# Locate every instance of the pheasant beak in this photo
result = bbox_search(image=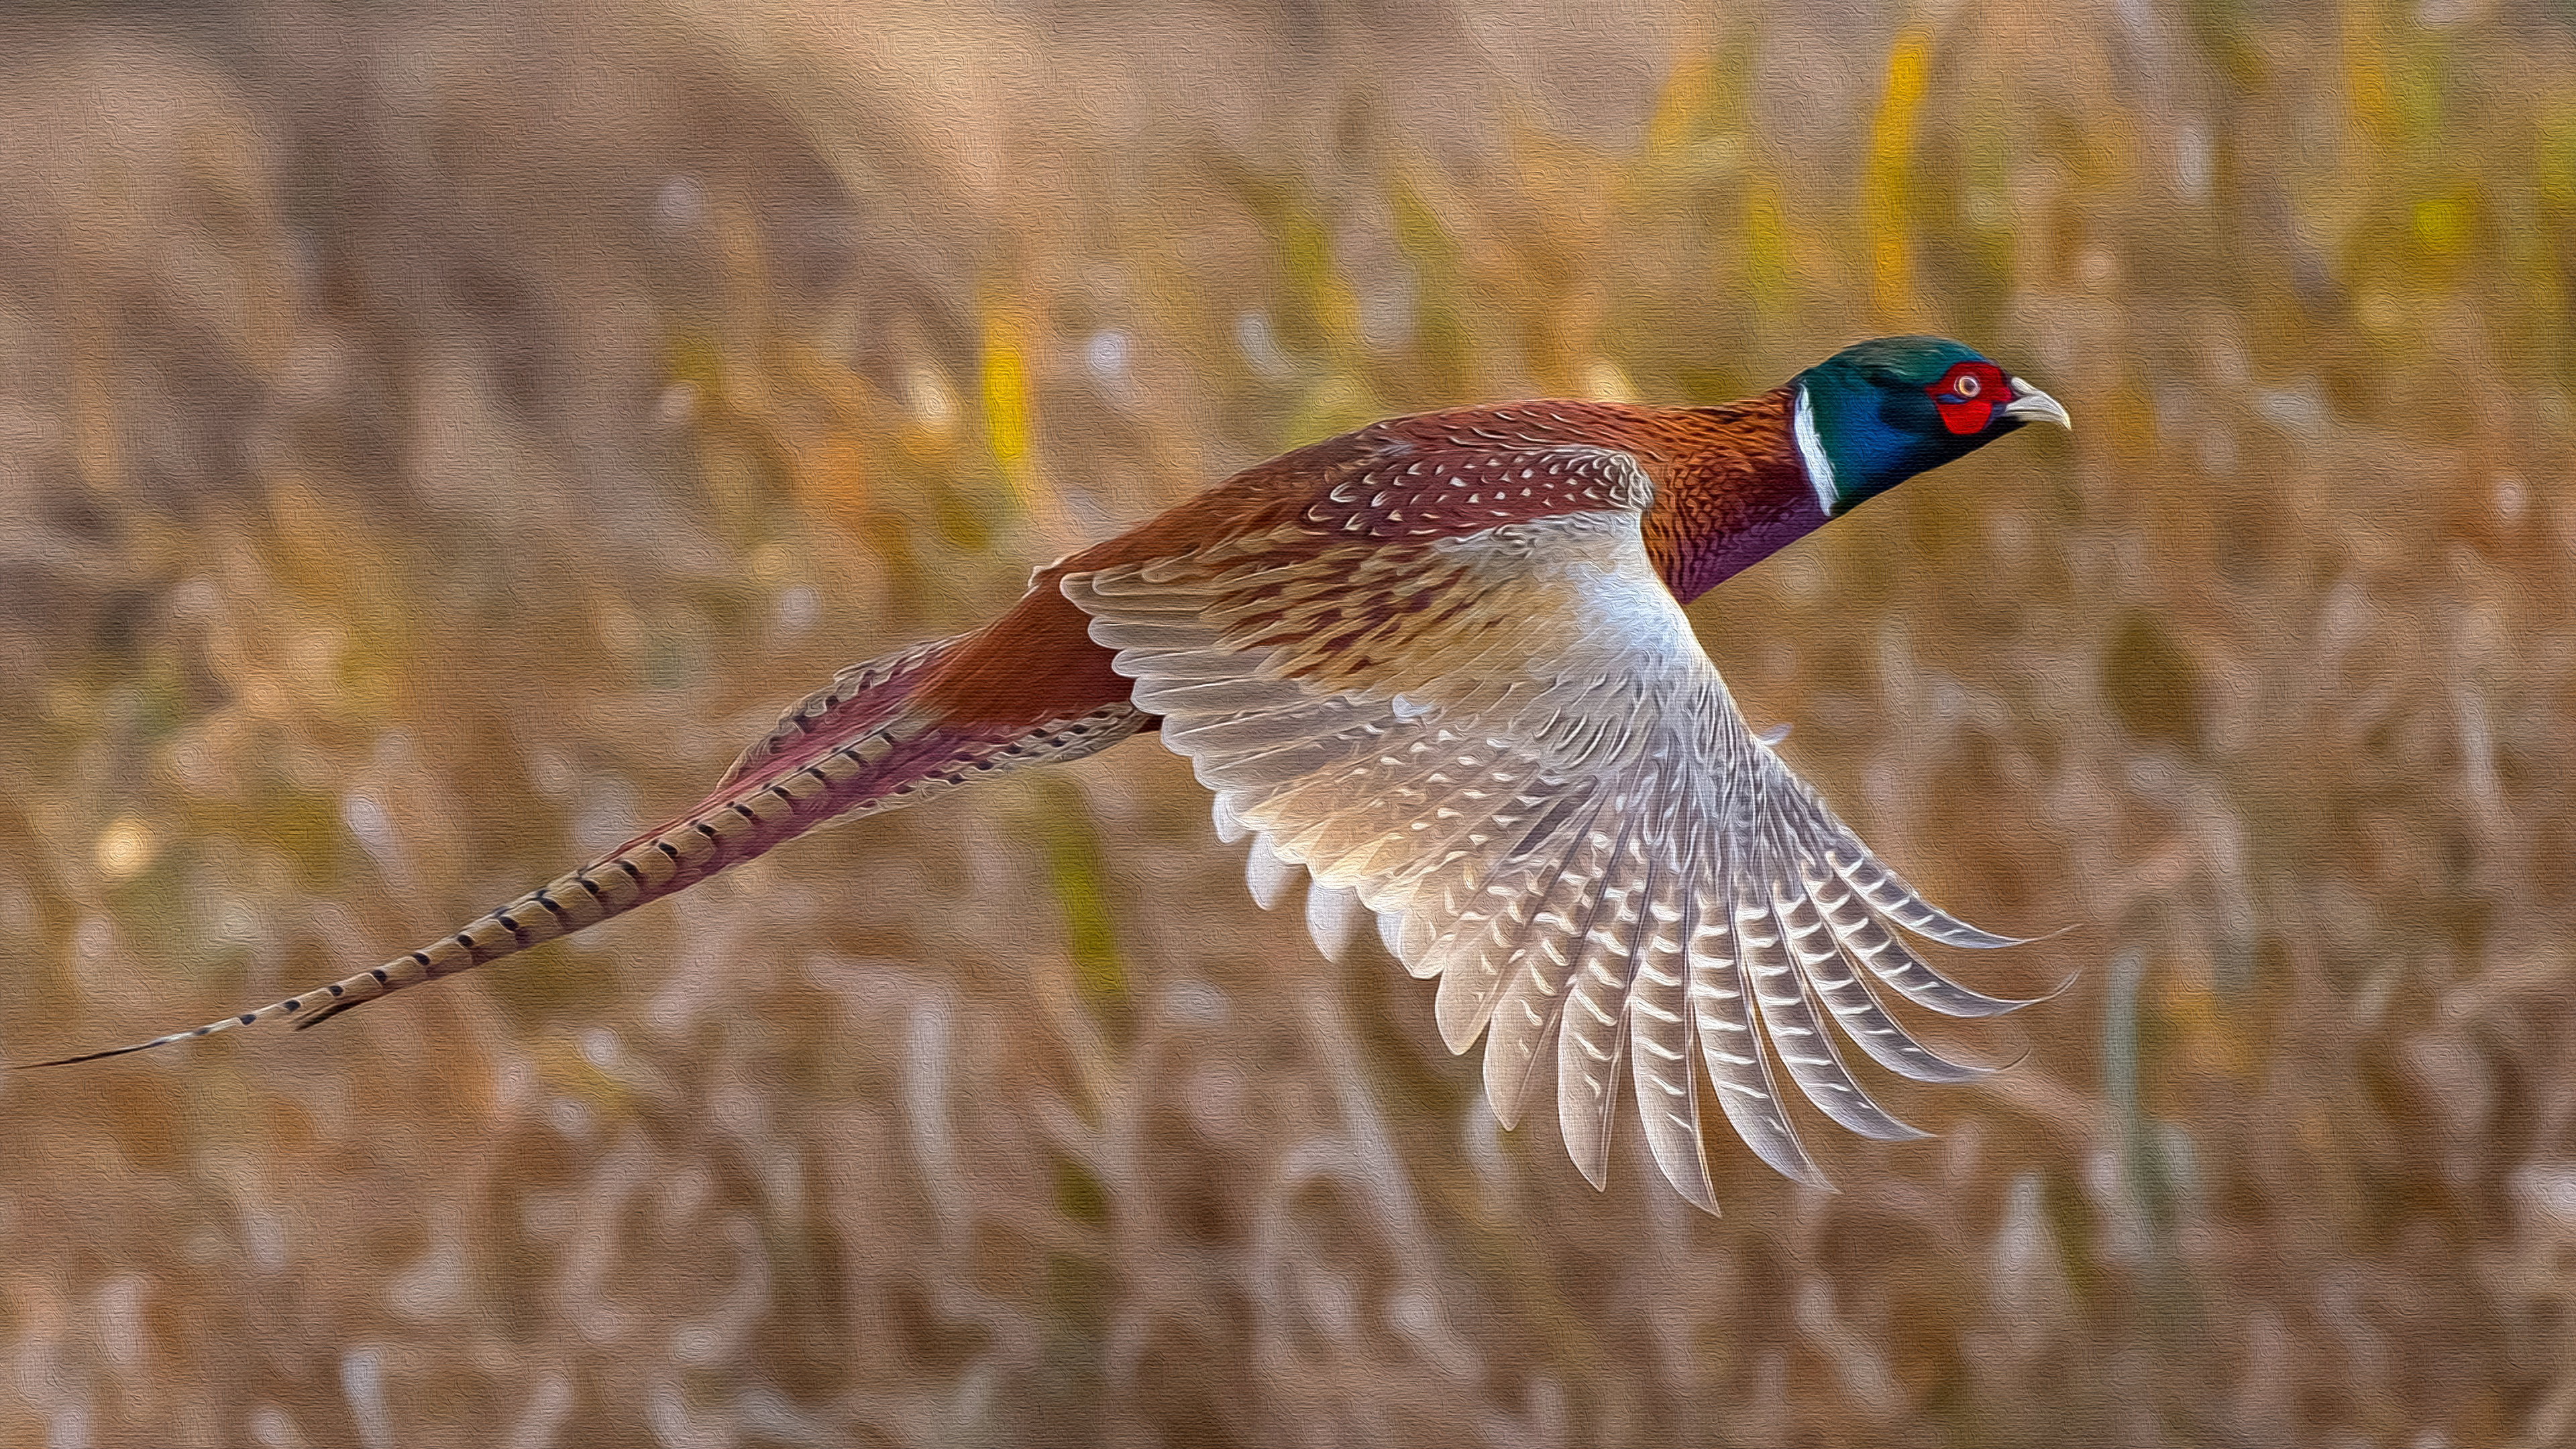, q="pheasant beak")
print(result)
[2001,378,2072,431]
